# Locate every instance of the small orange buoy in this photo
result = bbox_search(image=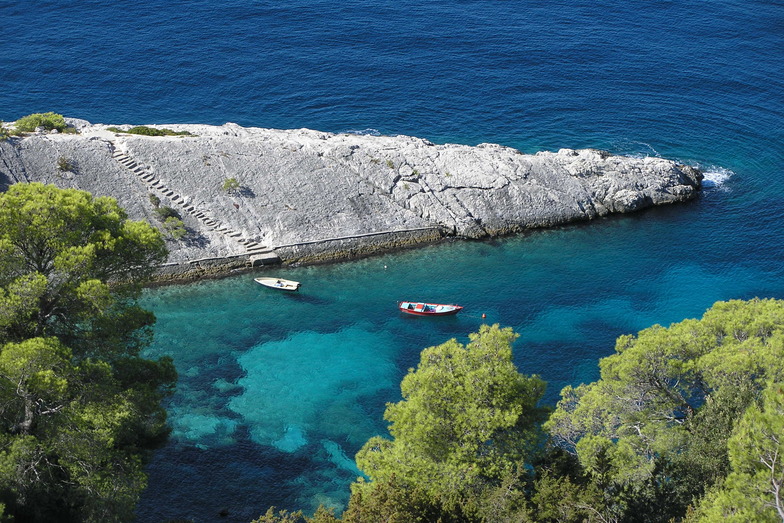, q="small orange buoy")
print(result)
[482,313,486,319]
